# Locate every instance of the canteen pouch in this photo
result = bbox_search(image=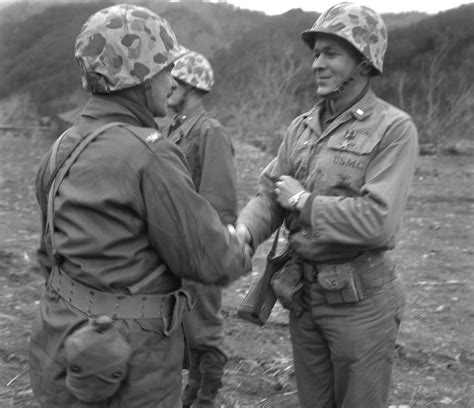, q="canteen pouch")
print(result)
[64,316,132,403]
[317,262,364,304]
